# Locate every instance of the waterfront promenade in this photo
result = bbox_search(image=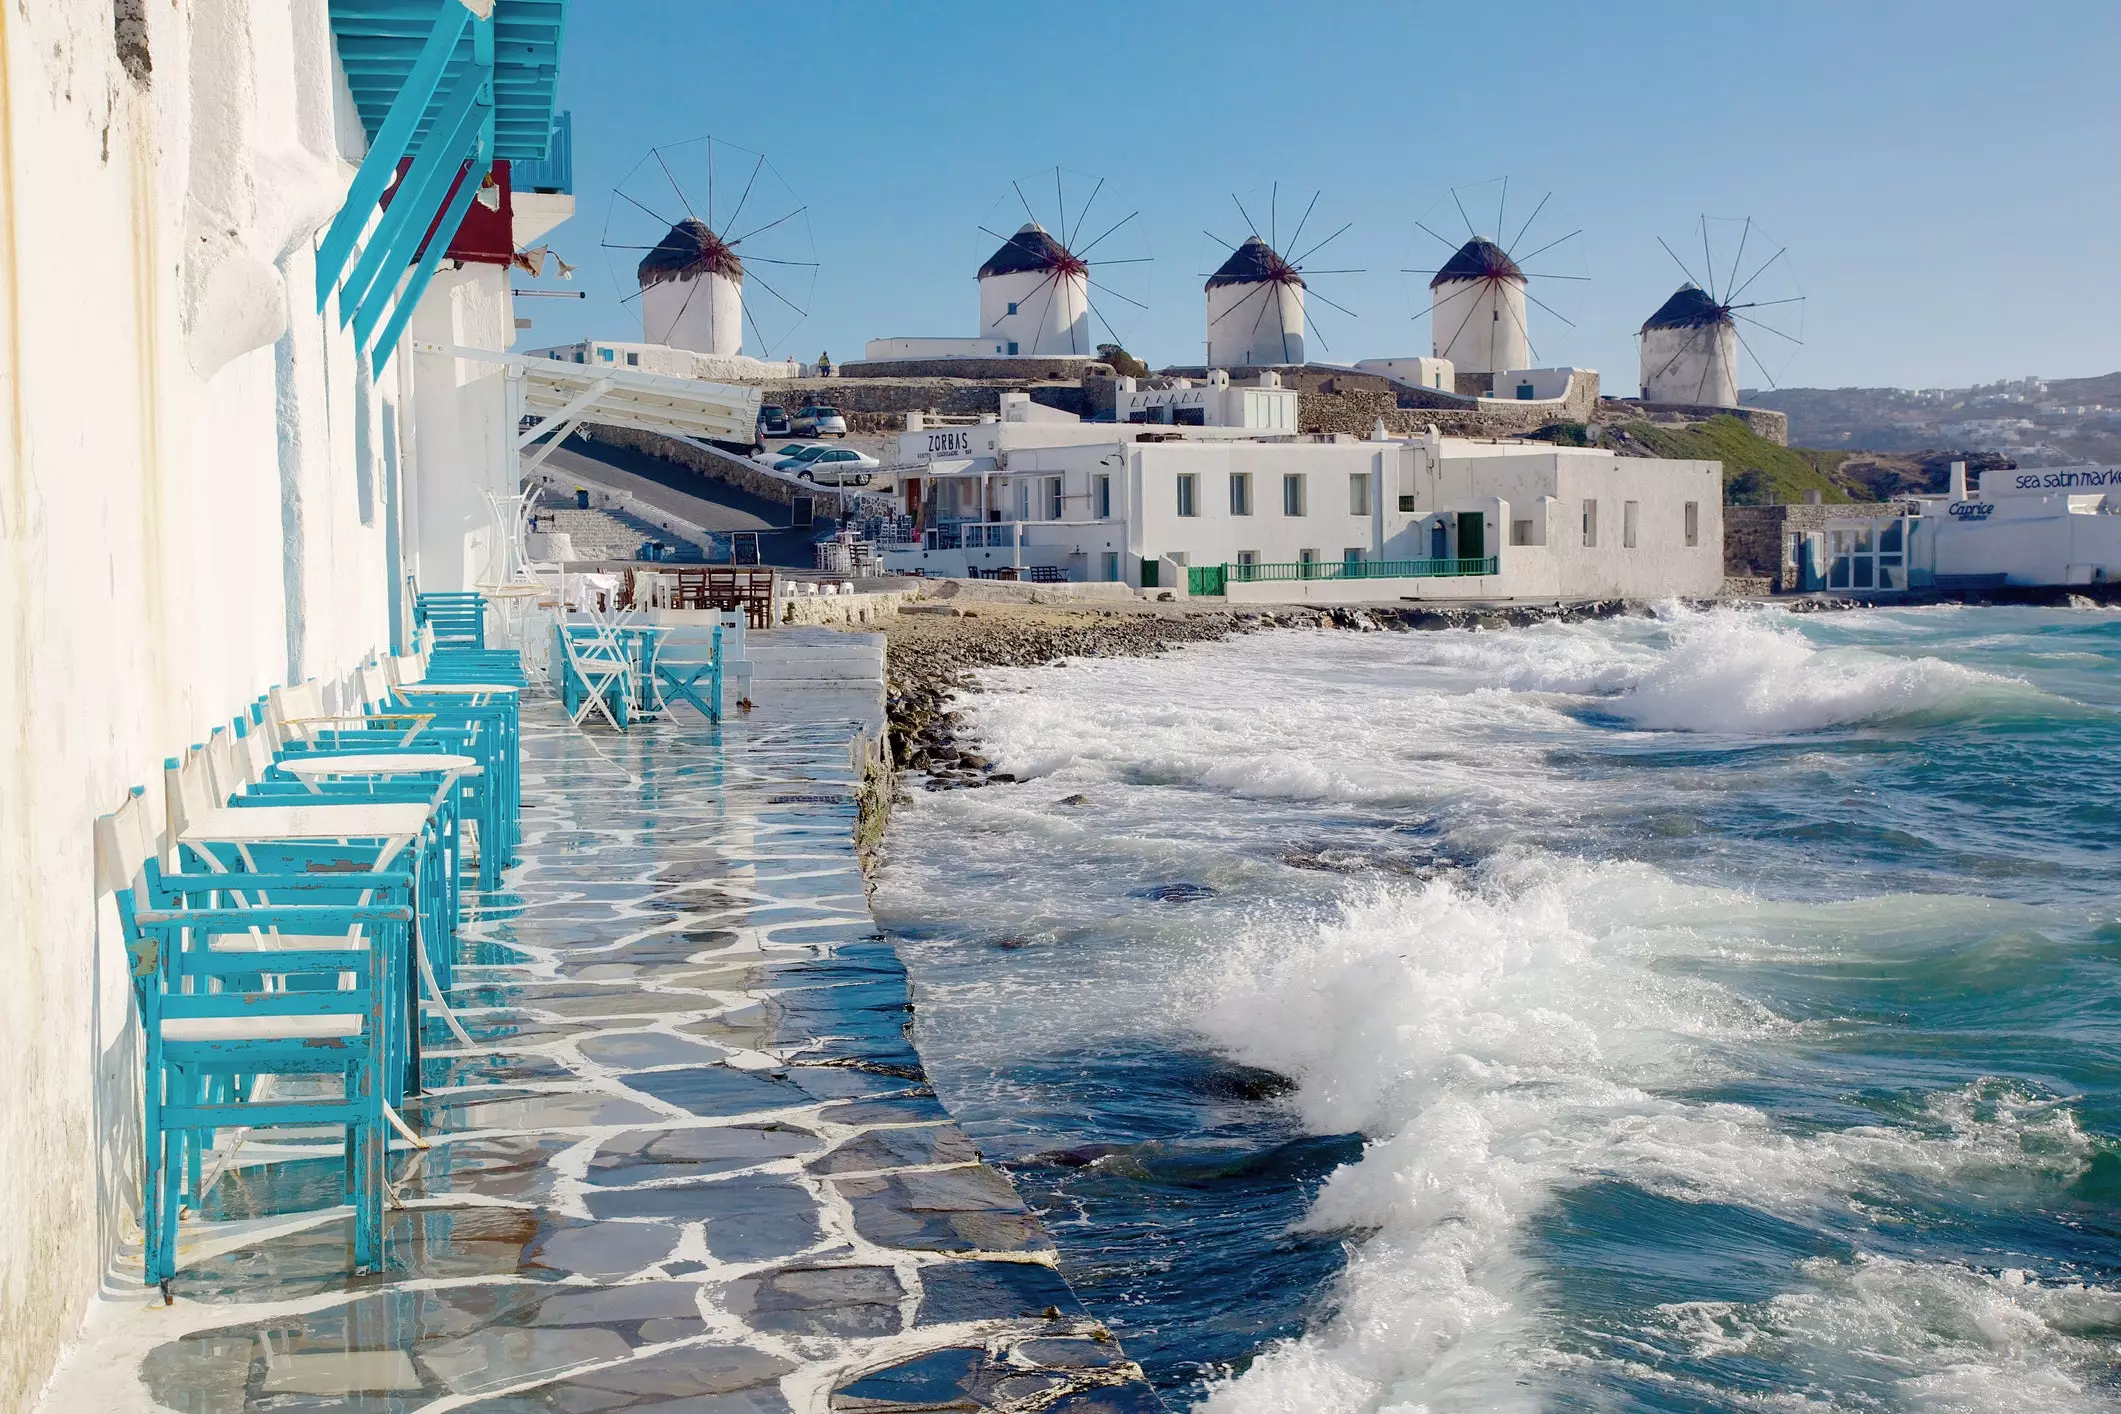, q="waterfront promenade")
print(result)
[38,661,1157,1412]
